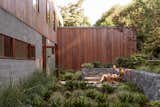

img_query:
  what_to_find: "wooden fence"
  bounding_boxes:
[57,27,137,70]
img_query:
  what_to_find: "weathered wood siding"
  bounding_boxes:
[0,0,56,42]
[57,27,137,70]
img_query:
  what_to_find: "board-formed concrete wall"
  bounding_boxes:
[0,8,42,85]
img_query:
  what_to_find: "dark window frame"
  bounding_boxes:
[0,34,4,57]
[0,33,36,60]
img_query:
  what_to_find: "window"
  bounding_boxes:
[0,33,36,60]
[4,36,13,57]
[15,40,28,59]
[0,34,13,57]
[0,34,4,56]
[29,45,36,59]
[33,0,39,12]
[52,47,55,54]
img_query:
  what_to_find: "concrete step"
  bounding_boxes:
[86,80,99,84]
[84,76,101,81]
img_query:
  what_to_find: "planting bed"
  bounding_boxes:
[0,69,159,107]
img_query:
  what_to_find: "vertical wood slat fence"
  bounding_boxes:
[57,27,137,70]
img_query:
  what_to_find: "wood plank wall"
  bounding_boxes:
[57,27,137,70]
[0,0,56,42]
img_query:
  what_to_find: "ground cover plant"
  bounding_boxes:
[116,53,160,74]
[0,69,159,107]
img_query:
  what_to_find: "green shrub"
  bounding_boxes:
[116,82,140,92]
[149,100,160,107]
[64,96,92,107]
[116,53,147,68]
[0,86,25,107]
[59,70,82,81]
[104,63,113,68]
[117,91,147,105]
[25,85,48,98]
[51,82,64,92]
[107,94,119,103]
[73,71,82,80]
[98,102,109,107]
[21,71,54,91]
[109,102,140,107]
[117,91,134,102]
[62,72,74,80]
[65,80,87,90]
[92,61,104,68]
[102,83,115,94]
[72,89,85,97]
[81,63,94,68]
[30,93,45,107]
[48,92,65,107]
[64,91,72,98]
[85,89,107,103]
[95,93,108,103]
[85,89,102,99]
[132,92,147,105]
[136,64,160,74]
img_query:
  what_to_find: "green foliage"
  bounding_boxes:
[136,64,160,74]
[95,0,160,57]
[85,89,102,99]
[117,91,147,104]
[132,92,148,105]
[64,91,72,98]
[59,70,82,81]
[116,82,140,92]
[64,96,92,107]
[60,0,91,26]
[0,71,55,107]
[30,93,45,107]
[81,63,94,68]
[149,100,160,107]
[72,89,85,97]
[109,102,140,107]
[118,91,134,102]
[116,53,147,68]
[0,70,149,107]
[92,61,105,68]
[102,83,115,94]
[95,5,123,26]
[144,27,160,58]
[48,92,65,107]
[81,62,113,68]
[0,86,25,107]
[95,93,108,103]
[65,80,87,90]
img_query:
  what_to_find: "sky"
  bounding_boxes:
[56,0,132,25]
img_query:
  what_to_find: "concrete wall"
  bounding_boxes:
[123,70,160,100]
[46,40,56,72]
[0,8,42,85]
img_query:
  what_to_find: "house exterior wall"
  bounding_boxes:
[0,0,57,42]
[0,8,42,85]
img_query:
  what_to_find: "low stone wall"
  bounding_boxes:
[123,69,160,100]
[82,68,160,100]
